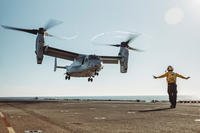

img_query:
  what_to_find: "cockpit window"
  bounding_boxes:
[75,58,83,62]
[84,58,88,63]
[82,58,84,65]
[74,56,85,65]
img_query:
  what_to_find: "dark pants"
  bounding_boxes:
[168,83,177,108]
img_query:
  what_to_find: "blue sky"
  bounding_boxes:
[0,0,199,97]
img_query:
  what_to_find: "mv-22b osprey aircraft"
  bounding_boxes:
[2,21,142,82]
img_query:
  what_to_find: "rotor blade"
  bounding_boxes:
[109,44,121,47]
[125,34,140,45]
[44,32,53,37]
[93,42,120,46]
[45,32,69,40]
[44,19,62,30]
[128,46,143,52]
[2,25,38,35]
[45,32,61,39]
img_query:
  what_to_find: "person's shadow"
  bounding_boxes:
[137,107,171,112]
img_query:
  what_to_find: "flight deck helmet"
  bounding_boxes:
[167,65,174,72]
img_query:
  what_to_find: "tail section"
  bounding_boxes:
[54,57,57,71]
[54,58,66,71]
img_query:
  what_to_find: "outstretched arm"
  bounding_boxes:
[176,73,190,79]
[153,73,167,79]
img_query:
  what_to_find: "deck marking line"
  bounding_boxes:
[127,111,136,114]
[2,116,11,127]
[0,112,16,133]
[0,112,5,118]
[7,127,16,133]
[94,117,106,120]
[195,119,200,122]
[175,113,199,117]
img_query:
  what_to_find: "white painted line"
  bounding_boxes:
[0,112,5,118]
[195,119,200,122]
[175,113,199,117]
[94,117,106,120]
[60,110,69,113]
[25,130,43,133]
[74,112,80,115]
[0,112,16,133]
[7,127,16,133]
[127,111,136,114]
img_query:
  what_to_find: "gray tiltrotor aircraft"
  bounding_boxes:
[2,21,142,82]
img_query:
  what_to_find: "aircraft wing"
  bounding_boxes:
[43,46,79,61]
[99,56,121,64]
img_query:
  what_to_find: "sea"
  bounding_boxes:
[0,95,199,102]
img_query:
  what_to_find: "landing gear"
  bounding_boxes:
[88,71,98,82]
[95,72,99,76]
[88,78,93,82]
[65,75,70,80]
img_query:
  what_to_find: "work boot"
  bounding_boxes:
[171,105,176,109]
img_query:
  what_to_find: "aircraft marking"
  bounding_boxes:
[0,112,16,133]
[175,113,199,117]
[0,112,4,118]
[7,127,16,133]
[94,117,106,120]
[127,111,136,114]
[194,119,200,122]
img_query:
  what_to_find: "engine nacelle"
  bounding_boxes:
[120,57,128,73]
[35,34,44,64]
[36,54,43,64]
[119,47,129,73]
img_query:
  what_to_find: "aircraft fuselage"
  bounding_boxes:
[66,55,102,77]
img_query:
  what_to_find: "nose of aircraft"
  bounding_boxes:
[97,61,103,70]
[95,64,100,68]
[93,61,102,69]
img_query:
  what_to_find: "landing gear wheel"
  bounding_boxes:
[95,72,99,76]
[88,78,93,82]
[65,75,70,80]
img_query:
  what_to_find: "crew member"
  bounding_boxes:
[153,66,190,108]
